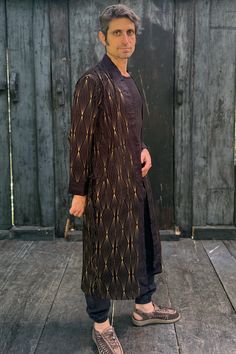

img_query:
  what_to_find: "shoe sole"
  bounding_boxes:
[132,313,181,327]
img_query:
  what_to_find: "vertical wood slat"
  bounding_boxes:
[33,0,55,226]
[207,29,236,224]
[6,0,39,226]
[0,0,11,229]
[50,0,71,235]
[174,0,195,234]
[192,0,211,226]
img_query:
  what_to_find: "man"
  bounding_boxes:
[68,4,180,354]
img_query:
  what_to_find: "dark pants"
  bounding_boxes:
[85,188,157,323]
[85,273,156,323]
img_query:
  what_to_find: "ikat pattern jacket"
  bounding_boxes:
[68,55,162,300]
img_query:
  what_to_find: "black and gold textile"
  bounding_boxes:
[68,54,162,300]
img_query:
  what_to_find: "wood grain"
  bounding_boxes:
[49,0,71,236]
[0,0,11,230]
[174,0,195,234]
[1,239,236,353]
[162,239,236,354]
[203,240,236,312]
[207,29,235,224]
[191,0,210,226]
[6,0,39,225]
[33,0,55,227]
[0,241,73,353]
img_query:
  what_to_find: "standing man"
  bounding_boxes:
[69,4,180,354]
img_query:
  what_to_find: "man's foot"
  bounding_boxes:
[92,325,124,354]
[132,302,180,326]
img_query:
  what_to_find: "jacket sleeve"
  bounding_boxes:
[141,141,147,150]
[68,75,101,196]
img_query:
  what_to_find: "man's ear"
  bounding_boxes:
[98,31,106,46]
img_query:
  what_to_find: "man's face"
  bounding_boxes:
[99,17,136,60]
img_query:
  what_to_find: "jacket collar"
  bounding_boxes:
[99,54,128,80]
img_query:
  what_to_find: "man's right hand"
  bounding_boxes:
[69,195,87,217]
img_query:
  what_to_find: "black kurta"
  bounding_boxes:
[68,54,162,300]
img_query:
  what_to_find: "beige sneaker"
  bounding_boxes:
[92,325,124,354]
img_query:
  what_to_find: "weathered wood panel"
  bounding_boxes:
[32,243,93,354]
[114,273,179,354]
[0,0,11,230]
[1,239,236,352]
[177,0,236,233]
[0,241,72,353]
[33,0,55,226]
[224,239,236,258]
[124,0,175,228]
[193,225,236,240]
[207,28,235,224]
[191,0,210,227]
[202,240,236,312]
[163,239,236,354]
[50,0,71,236]
[210,0,236,29]
[6,0,39,225]
[174,0,195,234]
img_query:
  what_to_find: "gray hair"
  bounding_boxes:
[99,4,140,37]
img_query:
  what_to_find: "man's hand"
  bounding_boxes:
[141,148,152,177]
[69,195,87,217]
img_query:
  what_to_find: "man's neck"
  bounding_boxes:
[106,53,130,77]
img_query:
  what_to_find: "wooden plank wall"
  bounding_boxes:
[7,0,39,226]
[174,0,195,235]
[34,0,55,227]
[1,0,236,237]
[175,0,236,235]
[0,0,11,230]
[207,1,235,225]
[50,0,71,235]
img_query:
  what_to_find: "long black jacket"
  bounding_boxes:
[68,54,162,300]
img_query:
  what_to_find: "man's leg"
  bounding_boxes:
[134,187,157,315]
[85,295,124,353]
[85,295,111,331]
[132,267,180,325]
[132,189,180,324]
[134,272,157,318]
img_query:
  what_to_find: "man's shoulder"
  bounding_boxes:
[75,62,107,86]
[75,69,98,86]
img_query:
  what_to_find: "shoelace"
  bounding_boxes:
[96,328,119,354]
[103,328,119,348]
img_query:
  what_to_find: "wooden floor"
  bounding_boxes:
[0,239,236,354]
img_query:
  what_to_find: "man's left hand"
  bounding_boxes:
[141,148,152,177]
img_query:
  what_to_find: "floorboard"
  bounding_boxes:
[202,240,236,312]
[0,239,236,354]
[34,242,96,354]
[114,270,180,354]
[0,241,73,354]
[162,239,236,354]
